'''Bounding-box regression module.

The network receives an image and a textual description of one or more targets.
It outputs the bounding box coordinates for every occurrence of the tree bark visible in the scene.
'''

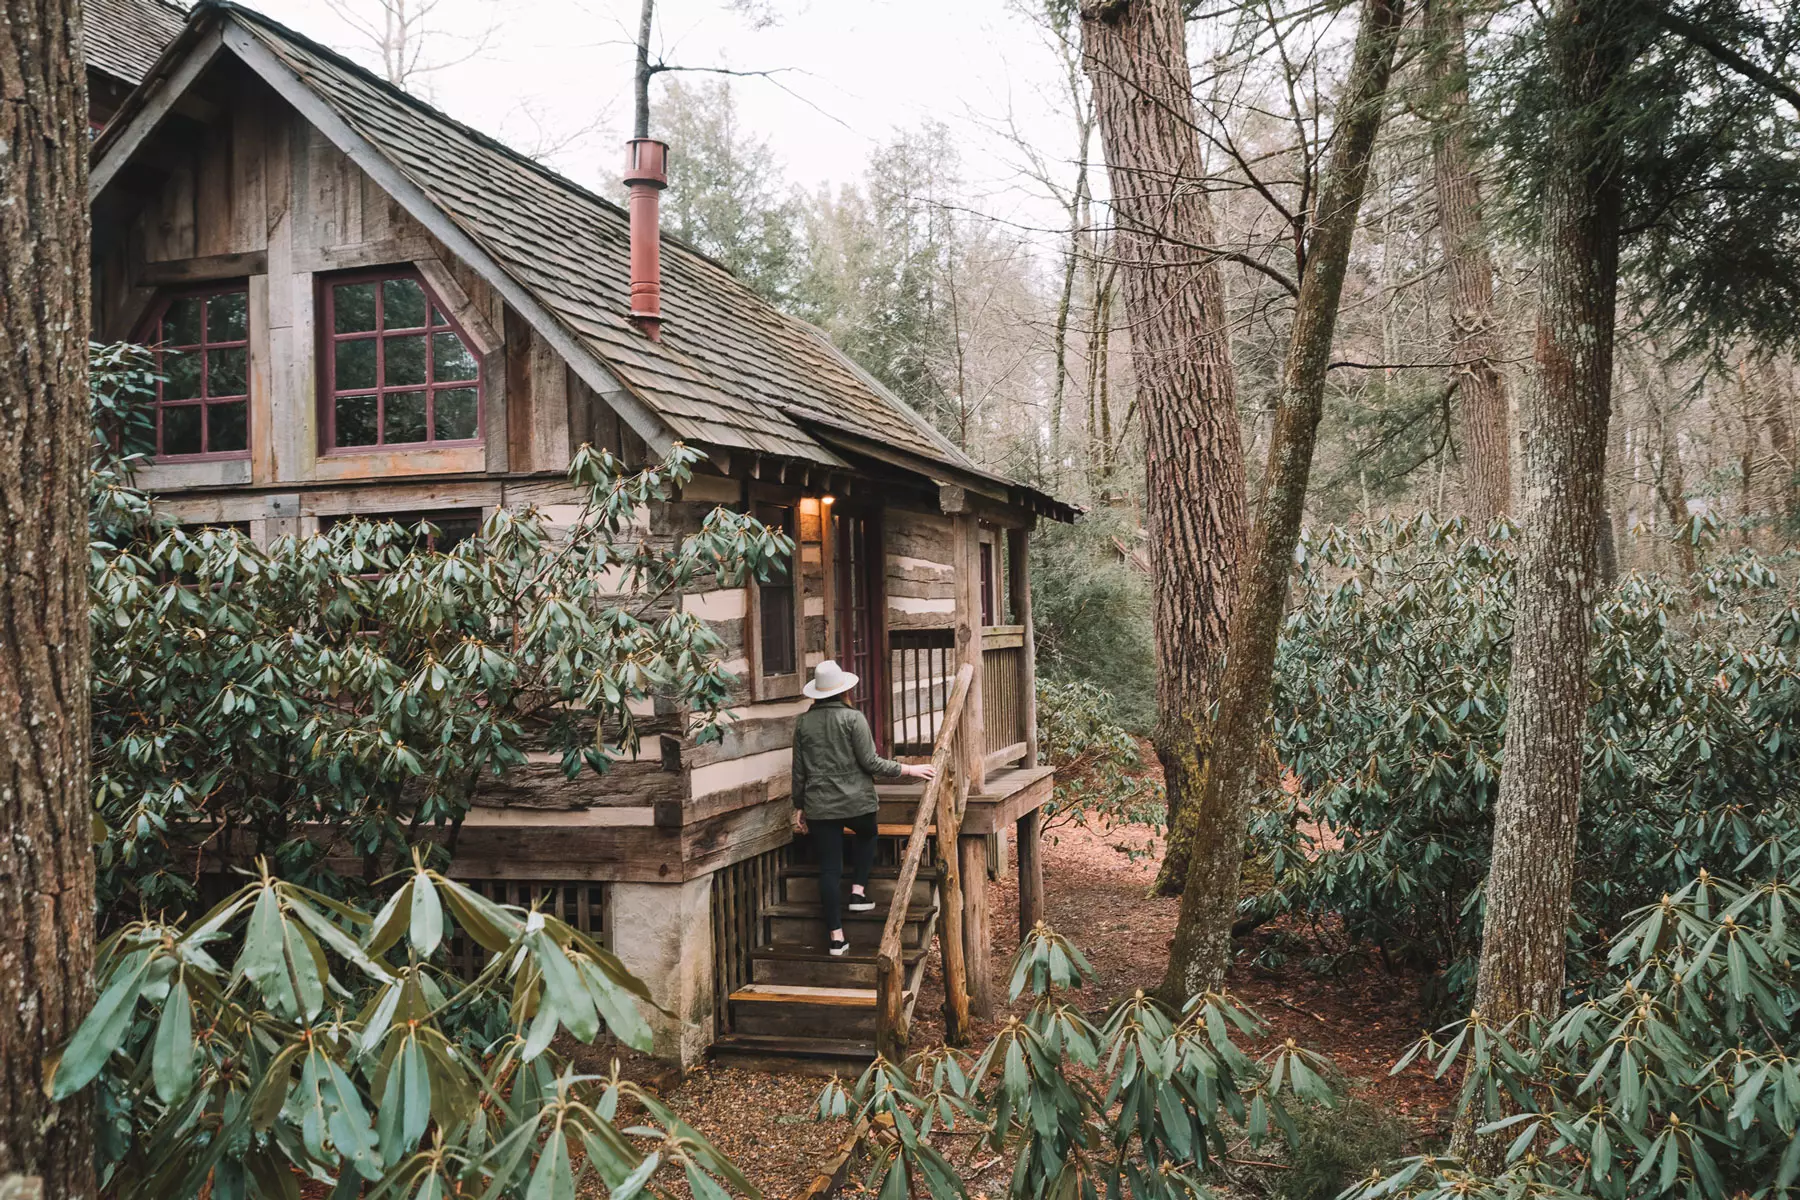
[0,0,95,1195]
[634,0,655,138]
[1079,0,1248,896]
[1454,0,1630,1161]
[1159,0,1405,1000]
[1424,0,1512,522]
[1645,373,1695,572]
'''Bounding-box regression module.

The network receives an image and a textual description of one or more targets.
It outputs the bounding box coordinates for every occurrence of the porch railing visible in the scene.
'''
[875,662,975,1060]
[890,628,957,756]
[981,625,1029,769]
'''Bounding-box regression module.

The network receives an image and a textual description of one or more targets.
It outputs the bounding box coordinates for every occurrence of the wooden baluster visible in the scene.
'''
[937,729,971,1045]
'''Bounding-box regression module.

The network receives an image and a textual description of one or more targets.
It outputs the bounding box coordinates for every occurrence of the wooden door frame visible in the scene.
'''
[833,503,890,753]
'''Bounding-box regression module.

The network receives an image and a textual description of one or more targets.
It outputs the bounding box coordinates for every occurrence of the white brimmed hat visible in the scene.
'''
[803,659,859,700]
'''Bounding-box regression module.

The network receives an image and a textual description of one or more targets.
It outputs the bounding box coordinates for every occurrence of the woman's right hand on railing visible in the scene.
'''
[791,809,809,834]
[901,763,936,781]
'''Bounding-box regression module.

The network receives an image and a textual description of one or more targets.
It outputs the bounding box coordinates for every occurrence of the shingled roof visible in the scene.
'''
[93,1,1072,519]
[85,0,187,86]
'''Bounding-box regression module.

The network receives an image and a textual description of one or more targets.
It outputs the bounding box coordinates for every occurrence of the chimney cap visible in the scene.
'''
[625,137,669,188]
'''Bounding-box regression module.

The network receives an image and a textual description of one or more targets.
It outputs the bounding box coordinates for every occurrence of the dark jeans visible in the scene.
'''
[814,810,878,934]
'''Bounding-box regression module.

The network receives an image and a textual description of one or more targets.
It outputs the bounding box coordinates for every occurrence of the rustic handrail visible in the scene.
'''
[875,662,975,1061]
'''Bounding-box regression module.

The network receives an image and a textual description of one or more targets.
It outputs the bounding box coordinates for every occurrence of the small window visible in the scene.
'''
[322,271,483,451]
[755,501,798,678]
[140,286,251,460]
[979,541,996,626]
[321,509,481,555]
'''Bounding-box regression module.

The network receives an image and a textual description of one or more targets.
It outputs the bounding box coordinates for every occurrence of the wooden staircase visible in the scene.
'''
[711,664,977,1075]
[710,854,943,1074]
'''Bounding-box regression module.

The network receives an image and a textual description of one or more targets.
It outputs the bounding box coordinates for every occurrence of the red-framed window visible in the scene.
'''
[320,269,484,451]
[138,285,251,460]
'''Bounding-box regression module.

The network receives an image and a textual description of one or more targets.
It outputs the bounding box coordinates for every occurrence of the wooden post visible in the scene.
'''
[935,748,972,1045]
[950,512,987,792]
[1008,526,1038,767]
[1017,807,1044,941]
[959,833,993,1018]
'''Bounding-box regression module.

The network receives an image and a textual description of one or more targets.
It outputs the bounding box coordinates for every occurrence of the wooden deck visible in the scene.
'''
[875,764,1054,834]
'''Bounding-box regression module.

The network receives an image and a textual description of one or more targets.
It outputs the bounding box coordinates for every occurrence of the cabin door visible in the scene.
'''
[834,509,889,752]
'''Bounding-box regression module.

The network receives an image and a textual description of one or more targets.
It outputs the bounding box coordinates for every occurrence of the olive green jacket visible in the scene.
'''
[790,698,904,820]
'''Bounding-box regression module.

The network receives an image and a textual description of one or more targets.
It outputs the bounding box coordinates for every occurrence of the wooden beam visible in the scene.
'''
[414,257,501,354]
[951,513,987,792]
[958,833,993,1019]
[133,249,267,286]
[1017,807,1044,941]
[90,27,227,201]
[983,742,1028,774]
[215,21,679,460]
[1009,528,1038,768]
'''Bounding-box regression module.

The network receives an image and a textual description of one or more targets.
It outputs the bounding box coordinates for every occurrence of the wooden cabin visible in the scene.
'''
[87,1,1072,1068]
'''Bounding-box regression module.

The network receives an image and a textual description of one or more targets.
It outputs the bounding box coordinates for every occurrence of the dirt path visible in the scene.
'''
[605,818,1456,1199]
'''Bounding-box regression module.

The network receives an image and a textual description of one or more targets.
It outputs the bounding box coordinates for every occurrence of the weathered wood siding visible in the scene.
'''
[884,508,956,630]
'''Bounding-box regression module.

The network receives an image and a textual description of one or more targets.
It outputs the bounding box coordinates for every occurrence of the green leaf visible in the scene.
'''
[51,949,153,1098]
[525,1122,575,1200]
[151,975,197,1104]
[410,872,444,957]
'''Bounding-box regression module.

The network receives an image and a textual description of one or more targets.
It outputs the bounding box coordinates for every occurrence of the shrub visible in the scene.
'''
[1349,840,1800,1200]
[1272,1098,1410,1200]
[817,926,1338,1200]
[51,858,750,1198]
[1037,678,1162,843]
[1030,512,1157,733]
[1249,514,1800,1009]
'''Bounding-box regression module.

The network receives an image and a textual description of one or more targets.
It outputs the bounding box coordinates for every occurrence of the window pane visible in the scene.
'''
[762,584,796,675]
[432,332,477,381]
[335,393,378,447]
[430,306,449,326]
[163,349,202,400]
[209,400,248,452]
[208,291,248,342]
[208,346,248,397]
[430,513,480,552]
[385,334,427,386]
[434,387,478,441]
[334,282,377,333]
[384,390,427,444]
[162,404,202,456]
[335,338,378,390]
[383,277,428,328]
[163,297,202,345]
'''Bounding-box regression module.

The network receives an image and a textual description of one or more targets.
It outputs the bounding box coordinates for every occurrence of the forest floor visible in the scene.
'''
[575,814,1459,1200]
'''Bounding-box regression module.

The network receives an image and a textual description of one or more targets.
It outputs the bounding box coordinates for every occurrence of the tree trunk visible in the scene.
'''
[1079,0,1248,896]
[633,0,655,138]
[1645,375,1695,572]
[1159,0,1405,1000]
[0,0,95,1195]
[1454,0,1629,1162]
[1424,0,1512,522]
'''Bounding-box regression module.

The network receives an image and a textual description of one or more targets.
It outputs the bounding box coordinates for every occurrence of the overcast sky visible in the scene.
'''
[247,0,1087,258]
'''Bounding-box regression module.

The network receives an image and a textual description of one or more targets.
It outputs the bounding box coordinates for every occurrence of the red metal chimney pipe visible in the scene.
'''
[623,137,669,341]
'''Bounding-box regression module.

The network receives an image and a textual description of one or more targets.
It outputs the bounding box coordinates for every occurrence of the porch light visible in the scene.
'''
[821,494,835,506]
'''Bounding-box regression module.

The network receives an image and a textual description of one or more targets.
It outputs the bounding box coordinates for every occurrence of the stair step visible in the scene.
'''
[781,869,937,907]
[764,902,936,950]
[731,983,877,1005]
[751,944,923,987]
[710,1032,878,1076]
[727,983,890,1039]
